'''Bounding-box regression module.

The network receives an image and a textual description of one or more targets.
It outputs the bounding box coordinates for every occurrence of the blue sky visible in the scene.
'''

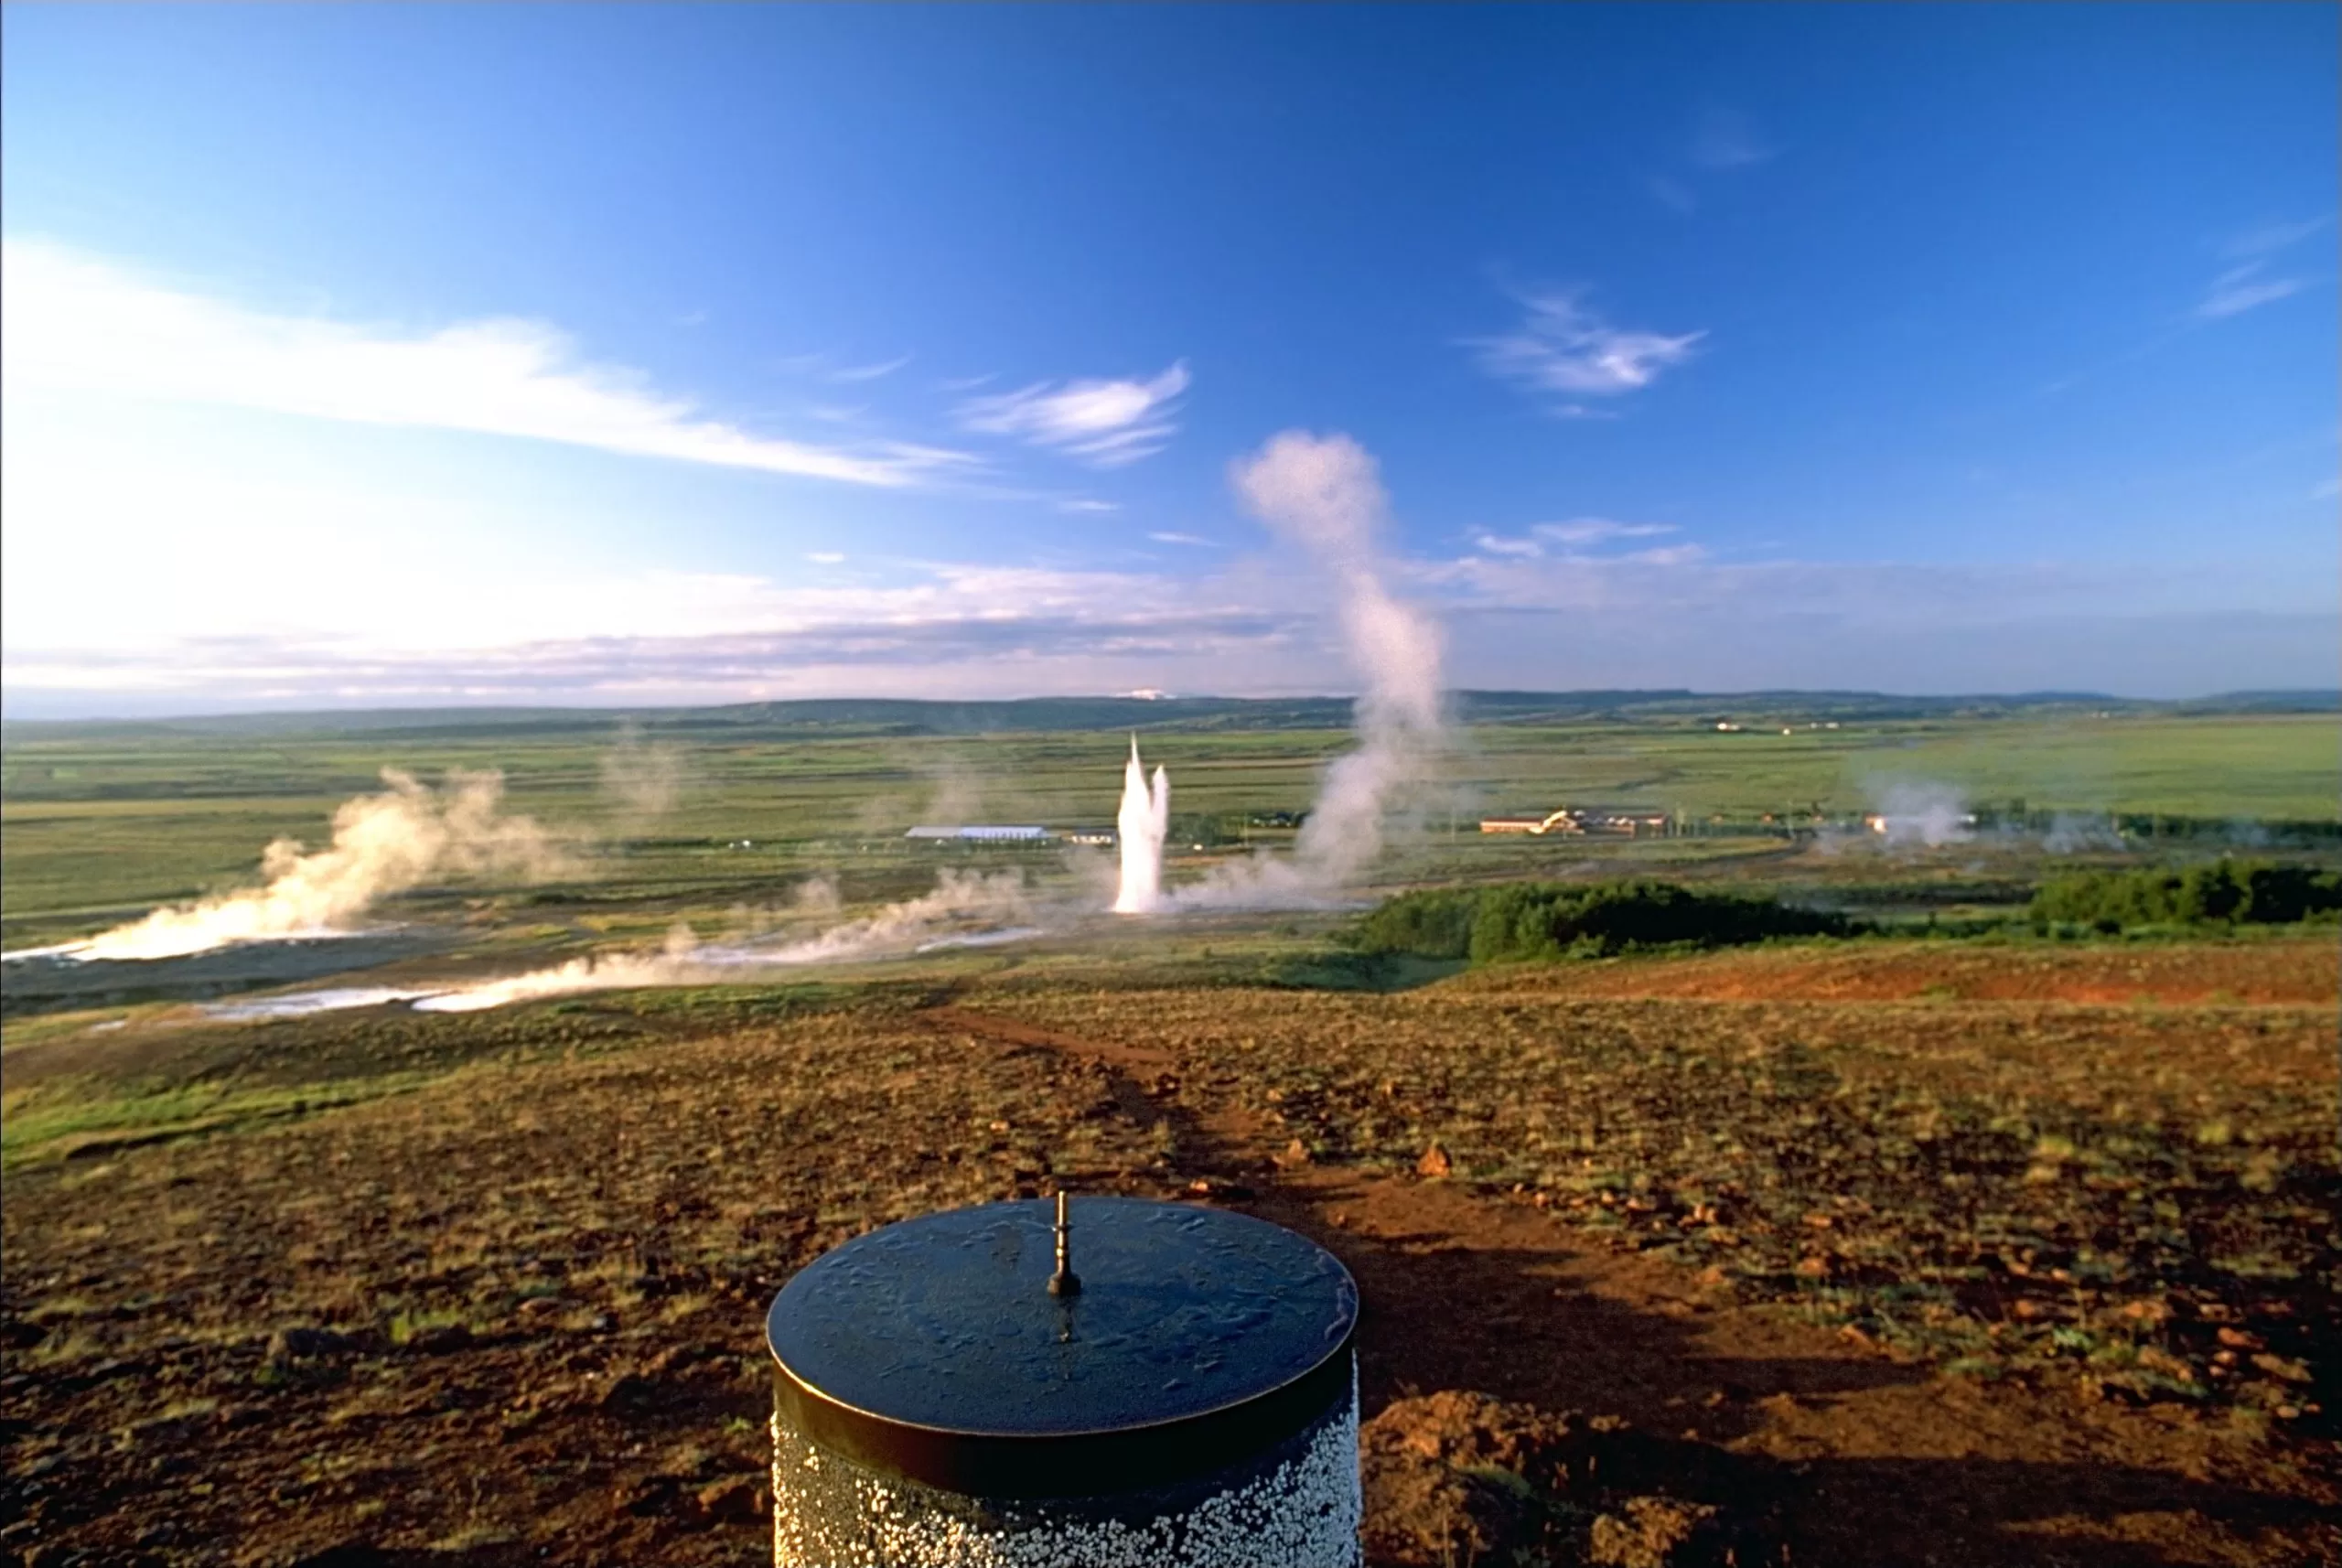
[3,3,2334,714]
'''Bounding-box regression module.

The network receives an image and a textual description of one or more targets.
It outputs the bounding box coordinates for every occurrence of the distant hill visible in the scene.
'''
[5,688,2333,744]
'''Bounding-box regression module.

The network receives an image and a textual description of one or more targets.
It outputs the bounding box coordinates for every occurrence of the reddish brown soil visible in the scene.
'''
[1451,938,2341,1006]
[931,997,2342,1567]
[5,955,2335,1566]
[0,1006,1187,1567]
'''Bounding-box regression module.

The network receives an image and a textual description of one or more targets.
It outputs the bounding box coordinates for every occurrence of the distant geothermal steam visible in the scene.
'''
[1867,782,1975,849]
[1140,430,1445,910]
[59,768,564,961]
[1240,431,1445,886]
[407,868,1032,1012]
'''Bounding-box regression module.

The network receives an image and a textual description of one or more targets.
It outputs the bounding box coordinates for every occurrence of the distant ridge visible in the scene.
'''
[5,688,2334,741]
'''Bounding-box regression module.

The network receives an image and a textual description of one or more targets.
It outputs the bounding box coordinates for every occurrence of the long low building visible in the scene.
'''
[1481,808,1673,836]
[904,825,1054,842]
[1479,810,1583,835]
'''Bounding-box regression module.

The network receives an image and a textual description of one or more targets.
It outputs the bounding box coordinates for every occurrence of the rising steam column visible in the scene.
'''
[765,1194,1362,1566]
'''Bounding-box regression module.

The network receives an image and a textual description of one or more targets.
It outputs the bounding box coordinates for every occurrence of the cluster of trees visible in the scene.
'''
[1353,879,1847,964]
[2031,862,2342,929]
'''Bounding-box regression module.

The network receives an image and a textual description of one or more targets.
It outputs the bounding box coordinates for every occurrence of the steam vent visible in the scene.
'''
[765,1195,1362,1566]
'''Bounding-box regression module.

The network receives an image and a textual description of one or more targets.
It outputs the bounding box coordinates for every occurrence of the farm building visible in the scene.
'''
[1479,810,1585,835]
[1481,808,1674,837]
[904,825,1054,843]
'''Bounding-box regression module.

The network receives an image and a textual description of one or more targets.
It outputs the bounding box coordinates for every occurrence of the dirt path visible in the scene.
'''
[924,1004,2339,1568]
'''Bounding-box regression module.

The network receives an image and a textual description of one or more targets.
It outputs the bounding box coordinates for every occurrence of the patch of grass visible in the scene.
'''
[386,1307,468,1346]
[1,1074,435,1170]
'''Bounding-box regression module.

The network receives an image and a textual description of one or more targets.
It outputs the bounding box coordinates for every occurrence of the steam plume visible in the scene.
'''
[1175,431,1444,905]
[74,769,564,961]
[600,726,685,828]
[1868,782,1975,849]
[411,869,1028,1012]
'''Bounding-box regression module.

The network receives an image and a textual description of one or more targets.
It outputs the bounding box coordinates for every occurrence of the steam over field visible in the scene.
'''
[3,698,2337,1565]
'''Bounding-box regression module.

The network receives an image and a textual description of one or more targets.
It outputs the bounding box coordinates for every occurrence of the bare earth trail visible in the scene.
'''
[923,1002,2341,1568]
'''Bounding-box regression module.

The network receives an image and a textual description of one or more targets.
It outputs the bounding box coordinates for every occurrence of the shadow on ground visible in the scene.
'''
[937,1003,2338,1568]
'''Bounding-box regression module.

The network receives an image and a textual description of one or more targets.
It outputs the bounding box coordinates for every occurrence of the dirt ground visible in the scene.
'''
[934,989,2340,1568]
[4,940,2337,1565]
[1448,938,2341,1006]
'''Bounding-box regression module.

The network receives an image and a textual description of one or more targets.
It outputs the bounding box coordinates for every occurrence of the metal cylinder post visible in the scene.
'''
[767,1196,1361,1567]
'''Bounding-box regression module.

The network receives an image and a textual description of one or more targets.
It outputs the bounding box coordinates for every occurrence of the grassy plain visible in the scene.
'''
[3,702,2337,1564]
[5,704,2335,948]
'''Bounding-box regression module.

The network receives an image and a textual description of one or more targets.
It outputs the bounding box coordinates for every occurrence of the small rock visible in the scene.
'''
[1185,1178,1253,1200]
[404,1323,473,1356]
[1360,1390,1590,1564]
[611,1475,673,1517]
[1416,1144,1453,1179]
[694,1474,767,1522]
[596,1371,658,1413]
[2251,1353,2312,1384]
[1274,1138,1313,1169]
[1588,1496,1723,1568]
[267,1326,354,1367]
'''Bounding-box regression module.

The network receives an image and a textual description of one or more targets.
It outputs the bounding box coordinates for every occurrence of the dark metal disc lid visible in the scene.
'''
[766,1197,1358,1497]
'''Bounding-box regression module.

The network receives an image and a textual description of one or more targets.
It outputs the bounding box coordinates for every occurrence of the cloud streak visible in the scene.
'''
[1471,518,1679,557]
[957,361,1189,467]
[1689,106,1778,170]
[1468,293,1704,410]
[2197,262,2311,320]
[2219,216,2332,259]
[2195,218,2326,319]
[3,240,971,489]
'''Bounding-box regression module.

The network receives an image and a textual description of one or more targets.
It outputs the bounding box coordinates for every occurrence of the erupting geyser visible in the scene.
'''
[1112,736,1170,914]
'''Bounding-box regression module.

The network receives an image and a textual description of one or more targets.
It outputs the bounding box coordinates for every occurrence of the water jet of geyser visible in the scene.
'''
[1111,736,1171,914]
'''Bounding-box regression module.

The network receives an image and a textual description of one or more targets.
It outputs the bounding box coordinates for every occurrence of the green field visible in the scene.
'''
[3,698,2335,950]
[5,695,2338,1564]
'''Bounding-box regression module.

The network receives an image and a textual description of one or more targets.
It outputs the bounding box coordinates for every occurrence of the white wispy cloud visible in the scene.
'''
[2197,262,2310,320]
[1649,176,1697,216]
[1536,518,1678,547]
[1689,106,1778,171]
[1147,531,1218,547]
[2220,216,2332,259]
[2194,218,2327,319]
[1468,294,1704,408]
[956,361,1189,467]
[1472,533,1543,558]
[1472,518,1680,558]
[830,354,913,382]
[3,240,970,489]
[1058,499,1121,515]
[807,552,846,564]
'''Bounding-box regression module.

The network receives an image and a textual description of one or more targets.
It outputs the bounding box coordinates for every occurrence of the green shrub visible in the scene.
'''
[2031,862,2342,929]
[1355,880,1846,964]
[1351,887,1481,960]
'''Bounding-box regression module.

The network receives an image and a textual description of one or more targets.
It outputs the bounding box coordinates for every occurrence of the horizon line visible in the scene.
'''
[5,685,2337,730]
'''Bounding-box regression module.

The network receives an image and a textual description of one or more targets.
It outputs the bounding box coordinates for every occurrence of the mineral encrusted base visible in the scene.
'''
[770,1367,1362,1568]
